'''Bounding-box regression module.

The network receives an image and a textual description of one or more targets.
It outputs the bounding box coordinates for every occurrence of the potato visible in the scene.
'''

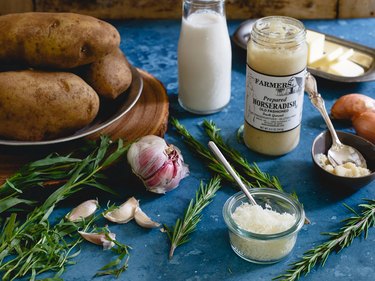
[353,111,375,144]
[0,12,120,69]
[83,48,132,99]
[331,94,375,120]
[0,70,99,141]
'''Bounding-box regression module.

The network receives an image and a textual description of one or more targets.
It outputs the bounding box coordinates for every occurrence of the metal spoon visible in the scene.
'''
[208,141,257,205]
[305,72,367,168]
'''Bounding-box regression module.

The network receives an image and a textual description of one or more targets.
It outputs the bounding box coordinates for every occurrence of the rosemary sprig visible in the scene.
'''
[172,118,289,191]
[171,118,309,223]
[165,176,221,259]
[171,118,251,186]
[274,199,375,281]
[0,136,128,280]
[202,120,283,191]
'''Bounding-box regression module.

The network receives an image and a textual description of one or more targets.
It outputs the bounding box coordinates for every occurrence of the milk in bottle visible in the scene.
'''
[178,0,231,114]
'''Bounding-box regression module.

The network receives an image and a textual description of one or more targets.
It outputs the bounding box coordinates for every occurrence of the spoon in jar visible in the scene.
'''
[305,72,367,168]
[208,141,257,205]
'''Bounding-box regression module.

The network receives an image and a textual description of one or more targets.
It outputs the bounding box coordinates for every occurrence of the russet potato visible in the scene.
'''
[0,70,99,141]
[0,12,120,69]
[82,48,133,99]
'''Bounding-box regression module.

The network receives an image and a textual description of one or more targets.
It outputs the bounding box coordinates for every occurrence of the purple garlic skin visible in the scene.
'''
[127,135,189,194]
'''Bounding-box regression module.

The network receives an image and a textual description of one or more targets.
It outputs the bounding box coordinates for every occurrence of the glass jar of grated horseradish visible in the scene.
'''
[244,16,307,155]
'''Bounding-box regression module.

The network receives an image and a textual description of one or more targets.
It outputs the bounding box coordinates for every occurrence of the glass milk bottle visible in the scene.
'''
[244,16,307,155]
[178,0,232,114]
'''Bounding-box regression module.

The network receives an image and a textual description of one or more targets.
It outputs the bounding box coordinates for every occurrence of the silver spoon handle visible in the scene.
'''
[208,141,257,206]
[305,73,342,148]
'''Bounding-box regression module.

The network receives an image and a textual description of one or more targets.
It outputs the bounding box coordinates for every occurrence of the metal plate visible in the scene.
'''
[233,19,375,83]
[0,66,143,146]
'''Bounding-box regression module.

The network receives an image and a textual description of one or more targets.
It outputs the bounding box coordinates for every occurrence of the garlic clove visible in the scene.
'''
[134,207,161,228]
[66,199,99,222]
[104,197,139,224]
[78,231,116,250]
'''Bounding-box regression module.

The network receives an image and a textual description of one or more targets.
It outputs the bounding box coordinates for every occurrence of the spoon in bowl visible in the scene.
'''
[208,141,257,205]
[305,72,367,168]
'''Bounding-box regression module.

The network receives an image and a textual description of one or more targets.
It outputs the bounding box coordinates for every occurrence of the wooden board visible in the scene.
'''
[226,0,337,20]
[0,0,33,15]
[33,0,338,19]
[0,69,169,183]
[2,0,373,19]
[338,0,375,18]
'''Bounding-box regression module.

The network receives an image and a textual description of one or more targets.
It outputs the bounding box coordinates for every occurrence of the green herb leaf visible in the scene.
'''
[166,176,221,259]
[85,182,118,196]
[202,120,283,191]
[274,199,375,281]
[170,118,247,185]
[171,118,286,191]
[94,229,131,278]
[0,137,128,280]
[0,198,36,213]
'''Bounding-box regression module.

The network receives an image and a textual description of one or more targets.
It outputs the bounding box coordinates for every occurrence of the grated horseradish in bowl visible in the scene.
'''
[222,188,305,264]
[311,130,375,189]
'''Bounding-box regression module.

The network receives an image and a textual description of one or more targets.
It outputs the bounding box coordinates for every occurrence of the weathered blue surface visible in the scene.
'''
[10,18,375,281]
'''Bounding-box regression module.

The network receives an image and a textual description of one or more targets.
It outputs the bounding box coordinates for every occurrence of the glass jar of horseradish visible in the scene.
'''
[244,16,307,155]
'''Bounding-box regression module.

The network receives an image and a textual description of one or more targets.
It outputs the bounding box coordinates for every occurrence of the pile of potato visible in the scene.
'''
[0,12,132,141]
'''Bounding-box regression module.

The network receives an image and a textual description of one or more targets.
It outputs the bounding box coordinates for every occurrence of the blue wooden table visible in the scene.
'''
[11,18,375,281]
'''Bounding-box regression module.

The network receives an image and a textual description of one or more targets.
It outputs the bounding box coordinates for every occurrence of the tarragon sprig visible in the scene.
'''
[0,155,81,214]
[165,176,221,259]
[0,137,126,214]
[0,136,129,280]
[0,213,97,281]
[274,199,375,281]
[94,227,131,278]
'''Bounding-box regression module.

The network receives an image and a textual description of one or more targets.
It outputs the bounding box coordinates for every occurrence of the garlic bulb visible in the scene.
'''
[66,199,99,222]
[127,135,189,194]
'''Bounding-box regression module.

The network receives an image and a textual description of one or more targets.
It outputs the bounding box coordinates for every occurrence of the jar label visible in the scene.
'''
[245,66,306,133]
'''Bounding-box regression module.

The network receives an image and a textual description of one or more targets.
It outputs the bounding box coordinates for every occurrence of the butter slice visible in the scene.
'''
[350,52,372,69]
[310,47,344,70]
[306,30,325,64]
[338,48,354,61]
[328,60,365,77]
